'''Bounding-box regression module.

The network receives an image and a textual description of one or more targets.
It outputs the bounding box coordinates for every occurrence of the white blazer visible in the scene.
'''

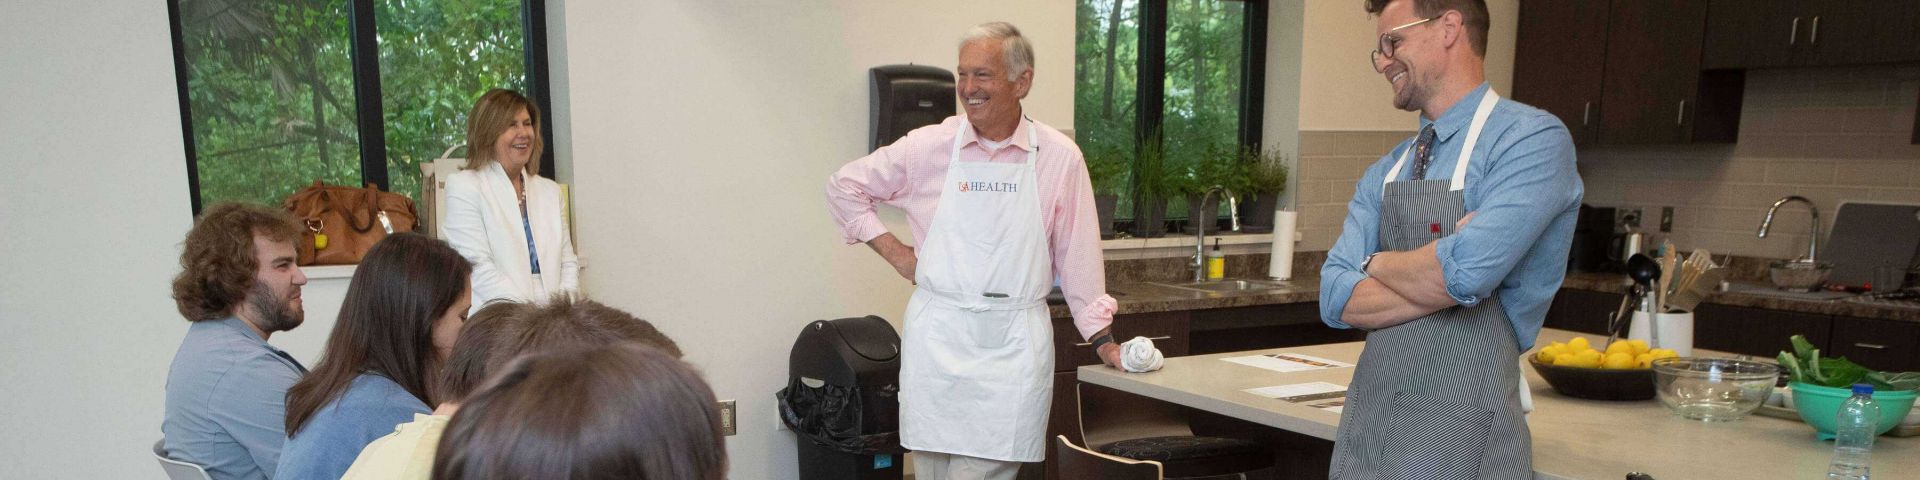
[442,161,580,313]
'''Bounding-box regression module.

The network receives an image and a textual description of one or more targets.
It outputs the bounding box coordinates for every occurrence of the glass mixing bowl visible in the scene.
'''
[1652,357,1780,422]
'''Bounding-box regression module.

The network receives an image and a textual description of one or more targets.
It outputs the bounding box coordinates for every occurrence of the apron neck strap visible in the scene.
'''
[1382,90,1501,191]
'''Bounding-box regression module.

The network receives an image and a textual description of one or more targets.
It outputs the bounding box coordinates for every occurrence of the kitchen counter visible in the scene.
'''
[1562,272,1920,322]
[1079,328,1920,480]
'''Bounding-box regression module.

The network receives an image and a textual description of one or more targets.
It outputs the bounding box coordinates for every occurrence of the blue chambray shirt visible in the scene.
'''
[164,316,308,480]
[1319,83,1583,351]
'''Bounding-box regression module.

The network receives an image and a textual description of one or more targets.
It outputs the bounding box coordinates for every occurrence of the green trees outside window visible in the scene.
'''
[1075,0,1267,237]
[172,0,545,212]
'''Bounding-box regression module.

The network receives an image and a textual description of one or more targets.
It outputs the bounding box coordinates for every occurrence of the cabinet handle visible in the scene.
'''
[1855,342,1887,350]
[1809,16,1820,44]
[1676,100,1687,126]
[1582,101,1592,126]
[1073,335,1172,347]
[1789,17,1800,45]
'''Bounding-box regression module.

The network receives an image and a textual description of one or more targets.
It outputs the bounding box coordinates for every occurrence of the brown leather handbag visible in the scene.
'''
[282,181,420,265]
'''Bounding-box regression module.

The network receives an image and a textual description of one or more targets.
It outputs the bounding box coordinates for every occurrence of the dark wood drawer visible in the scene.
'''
[1693,304,1831,358]
[1829,316,1920,372]
[1052,310,1190,372]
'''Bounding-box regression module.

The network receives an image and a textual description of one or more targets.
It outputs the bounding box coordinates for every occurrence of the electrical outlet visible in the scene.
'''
[1660,207,1674,233]
[1616,207,1643,232]
[718,400,736,436]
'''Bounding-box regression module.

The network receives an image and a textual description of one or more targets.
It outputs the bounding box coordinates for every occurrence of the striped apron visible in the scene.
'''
[1329,92,1531,479]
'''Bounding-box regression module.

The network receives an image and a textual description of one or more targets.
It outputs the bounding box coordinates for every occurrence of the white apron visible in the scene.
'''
[898,119,1054,463]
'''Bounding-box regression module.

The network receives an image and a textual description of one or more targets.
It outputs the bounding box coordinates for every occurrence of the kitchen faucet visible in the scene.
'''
[1757,195,1821,263]
[1192,185,1241,282]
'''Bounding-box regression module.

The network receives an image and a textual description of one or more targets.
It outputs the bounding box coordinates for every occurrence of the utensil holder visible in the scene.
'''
[1628,311,1693,356]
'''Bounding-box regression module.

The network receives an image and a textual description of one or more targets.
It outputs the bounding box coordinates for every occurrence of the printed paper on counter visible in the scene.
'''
[1243,381,1349,404]
[1221,353,1355,373]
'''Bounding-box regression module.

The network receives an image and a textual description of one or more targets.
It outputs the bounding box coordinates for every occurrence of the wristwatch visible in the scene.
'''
[1361,252,1382,273]
[1090,333,1115,350]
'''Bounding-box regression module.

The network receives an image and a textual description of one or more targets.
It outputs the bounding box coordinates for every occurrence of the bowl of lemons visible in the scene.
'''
[1529,337,1678,401]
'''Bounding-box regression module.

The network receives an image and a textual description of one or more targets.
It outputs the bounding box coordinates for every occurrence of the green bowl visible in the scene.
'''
[1788,382,1917,439]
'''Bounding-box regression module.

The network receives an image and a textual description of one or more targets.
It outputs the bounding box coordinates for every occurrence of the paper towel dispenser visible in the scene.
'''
[869,65,954,151]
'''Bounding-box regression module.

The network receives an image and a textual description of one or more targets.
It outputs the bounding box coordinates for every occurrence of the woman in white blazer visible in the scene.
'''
[442,89,579,313]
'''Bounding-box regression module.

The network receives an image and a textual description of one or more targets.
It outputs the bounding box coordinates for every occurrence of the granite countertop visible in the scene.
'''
[1562,271,1920,322]
[1046,276,1322,318]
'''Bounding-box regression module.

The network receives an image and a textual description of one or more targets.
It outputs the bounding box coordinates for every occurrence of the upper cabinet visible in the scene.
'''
[1515,0,1918,146]
[1514,0,1736,145]
[1706,0,1920,69]
[1511,0,1611,147]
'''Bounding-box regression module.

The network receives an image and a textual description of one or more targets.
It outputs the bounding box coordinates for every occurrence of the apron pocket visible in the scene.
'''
[1389,222,1445,248]
[966,312,1016,349]
[1382,391,1493,480]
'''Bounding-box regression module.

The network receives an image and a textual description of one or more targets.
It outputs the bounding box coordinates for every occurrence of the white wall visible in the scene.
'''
[548,1,1071,478]
[1297,0,1516,131]
[1,1,195,477]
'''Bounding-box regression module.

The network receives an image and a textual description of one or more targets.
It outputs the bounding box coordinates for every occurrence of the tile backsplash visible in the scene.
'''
[1292,64,1920,261]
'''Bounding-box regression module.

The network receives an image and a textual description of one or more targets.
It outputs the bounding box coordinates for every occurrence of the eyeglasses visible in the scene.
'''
[1370,15,1440,72]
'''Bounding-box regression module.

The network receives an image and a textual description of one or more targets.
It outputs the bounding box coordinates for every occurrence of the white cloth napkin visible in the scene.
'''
[1121,336,1165,373]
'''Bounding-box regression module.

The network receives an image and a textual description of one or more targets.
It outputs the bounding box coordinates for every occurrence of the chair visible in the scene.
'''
[1056,435,1163,480]
[152,439,214,480]
[1076,383,1275,479]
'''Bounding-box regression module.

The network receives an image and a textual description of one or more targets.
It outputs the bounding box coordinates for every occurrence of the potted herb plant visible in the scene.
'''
[1237,147,1289,233]
[1178,144,1241,234]
[1131,138,1176,238]
[1085,145,1128,239]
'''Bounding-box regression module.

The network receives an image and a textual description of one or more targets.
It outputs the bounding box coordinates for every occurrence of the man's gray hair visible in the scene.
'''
[961,22,1034,81]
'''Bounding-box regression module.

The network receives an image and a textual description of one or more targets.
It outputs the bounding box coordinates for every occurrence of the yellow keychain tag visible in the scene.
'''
[314,233,329,250]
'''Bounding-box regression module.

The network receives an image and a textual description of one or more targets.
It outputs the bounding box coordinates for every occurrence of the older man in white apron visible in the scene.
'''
[1319,1,1582,478]
[826,22,1123,479]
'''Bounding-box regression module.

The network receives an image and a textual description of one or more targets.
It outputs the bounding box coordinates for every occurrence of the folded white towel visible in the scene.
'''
[1121,336,1165,373]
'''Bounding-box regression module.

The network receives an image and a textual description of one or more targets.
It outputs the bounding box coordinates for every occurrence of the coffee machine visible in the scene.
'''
[1568,204,1617,273]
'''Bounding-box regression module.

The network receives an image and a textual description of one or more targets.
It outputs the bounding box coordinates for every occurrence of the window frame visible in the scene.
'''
[1120,0,1269,232]
[167,0,557,215]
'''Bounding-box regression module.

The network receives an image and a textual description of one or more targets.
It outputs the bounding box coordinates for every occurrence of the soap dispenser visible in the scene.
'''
[1206,239,1226,280]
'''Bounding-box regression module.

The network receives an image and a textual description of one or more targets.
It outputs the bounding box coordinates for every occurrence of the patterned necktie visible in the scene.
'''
[1409,124,1437,181]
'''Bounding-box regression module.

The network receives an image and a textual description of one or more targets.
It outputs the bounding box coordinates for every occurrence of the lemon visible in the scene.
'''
[1604,341,1635,356]
[1602,352,1636,369]
[1634,353,1653,368]
[1553,354,1581,366]
[1627,339,1650,356]
[1567,337,1590,351]
[1536,350,1557,363]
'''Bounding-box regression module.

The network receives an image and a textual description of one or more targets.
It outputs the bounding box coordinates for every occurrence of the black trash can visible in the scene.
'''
[776,315,905,480]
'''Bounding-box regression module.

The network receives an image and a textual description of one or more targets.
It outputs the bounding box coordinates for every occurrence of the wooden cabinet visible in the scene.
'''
[1705,0,1920,69]
[1691,303,1832,358]
[1543,288,1622,336]
[1512,0,1611,146]
[1598,0,1713,144]
[1828,316,1920,372]
[1513,0,1738,145]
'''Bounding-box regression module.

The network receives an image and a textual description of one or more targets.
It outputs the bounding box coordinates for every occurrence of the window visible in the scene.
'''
[1076,0,1266,236]
[168,0,554,214]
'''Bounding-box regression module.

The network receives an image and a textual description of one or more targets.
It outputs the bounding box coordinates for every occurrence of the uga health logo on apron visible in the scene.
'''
[897,118,1056,462]
[1329,92,1533,479]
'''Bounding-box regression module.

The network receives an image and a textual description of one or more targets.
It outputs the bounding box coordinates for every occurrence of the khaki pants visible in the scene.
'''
[914,452,1020,480]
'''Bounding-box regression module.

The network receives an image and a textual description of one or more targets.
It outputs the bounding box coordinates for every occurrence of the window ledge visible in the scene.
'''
[1101,232,1274,251]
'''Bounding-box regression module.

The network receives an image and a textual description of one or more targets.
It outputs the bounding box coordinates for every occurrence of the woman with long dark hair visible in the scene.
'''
[431,344,728,480]
[276,233,473,479]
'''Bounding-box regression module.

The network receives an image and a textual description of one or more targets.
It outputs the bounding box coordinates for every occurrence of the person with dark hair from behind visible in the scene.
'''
[341,295,682,479]
[276,233,474,479]
[432,344,727,480]
[164,202,309,480]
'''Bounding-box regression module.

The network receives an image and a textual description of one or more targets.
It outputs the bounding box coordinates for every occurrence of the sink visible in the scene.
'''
[1152,279,1289,293]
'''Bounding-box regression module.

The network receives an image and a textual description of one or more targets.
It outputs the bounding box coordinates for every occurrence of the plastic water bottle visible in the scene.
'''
[1827,383,1879,480]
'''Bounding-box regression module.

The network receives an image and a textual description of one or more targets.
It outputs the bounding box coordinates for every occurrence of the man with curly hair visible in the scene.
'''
[162,202,310,480]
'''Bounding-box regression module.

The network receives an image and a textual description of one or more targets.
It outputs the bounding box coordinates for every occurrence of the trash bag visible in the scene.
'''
[777,378,905,455]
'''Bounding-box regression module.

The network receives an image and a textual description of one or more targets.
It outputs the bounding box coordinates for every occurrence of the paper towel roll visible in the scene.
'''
[1270,210,1297,280]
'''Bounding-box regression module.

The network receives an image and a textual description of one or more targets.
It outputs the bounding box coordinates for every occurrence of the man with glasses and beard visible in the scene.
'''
[1318,0,1581,477]
[162,202,311,480]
